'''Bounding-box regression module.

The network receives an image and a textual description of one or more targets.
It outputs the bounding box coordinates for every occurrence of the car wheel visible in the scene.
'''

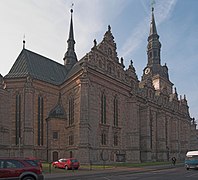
[53,164,57,168]
[65,165,69,170]
[22,176,35,180]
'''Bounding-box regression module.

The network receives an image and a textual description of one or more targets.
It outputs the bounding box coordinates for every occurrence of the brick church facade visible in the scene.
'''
[0,8,197,163]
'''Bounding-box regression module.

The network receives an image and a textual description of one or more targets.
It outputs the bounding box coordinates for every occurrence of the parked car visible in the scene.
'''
[52,158,80,170]
[0,157,44,180]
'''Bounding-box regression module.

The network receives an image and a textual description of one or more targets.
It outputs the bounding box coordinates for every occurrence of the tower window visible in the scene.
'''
[154,51,157,57]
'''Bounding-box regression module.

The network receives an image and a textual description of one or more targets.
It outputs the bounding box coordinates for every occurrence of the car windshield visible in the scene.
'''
[71,159,78,163]
[25,160,39,167]
[186,155,198,160]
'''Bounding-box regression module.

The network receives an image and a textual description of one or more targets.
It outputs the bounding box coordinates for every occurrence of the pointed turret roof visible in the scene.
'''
[48,93,67,119]
[63,8,78,70]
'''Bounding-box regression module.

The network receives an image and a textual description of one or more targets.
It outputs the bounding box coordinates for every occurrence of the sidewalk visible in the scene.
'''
[44,163,184,179]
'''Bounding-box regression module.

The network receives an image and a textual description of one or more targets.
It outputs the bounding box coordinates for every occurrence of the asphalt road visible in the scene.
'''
[82,167,198,180]
[45,167,198,180]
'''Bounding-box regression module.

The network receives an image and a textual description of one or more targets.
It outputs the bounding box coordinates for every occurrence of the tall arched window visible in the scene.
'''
[114,96,118,127]
[101,132,107,145]
[101,92,106,124]
[69,133,74,145]
[114,133,118,146]
[69,97,74,125]
[15,93,21,145]
[38,96,44,146]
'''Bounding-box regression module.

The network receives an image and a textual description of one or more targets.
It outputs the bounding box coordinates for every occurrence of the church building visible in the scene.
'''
[0,7,197,164]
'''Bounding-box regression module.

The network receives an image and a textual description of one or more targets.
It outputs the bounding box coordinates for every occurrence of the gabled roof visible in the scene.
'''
[48,93,67,119]
[4,49,70,85]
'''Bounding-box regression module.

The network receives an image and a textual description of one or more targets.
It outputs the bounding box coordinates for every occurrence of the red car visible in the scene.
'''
[52,158,80,170]
[26,157,43,169]
[0,157,44,180]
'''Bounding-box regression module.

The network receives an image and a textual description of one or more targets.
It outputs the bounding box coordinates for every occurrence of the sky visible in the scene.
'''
[0,0,197,122]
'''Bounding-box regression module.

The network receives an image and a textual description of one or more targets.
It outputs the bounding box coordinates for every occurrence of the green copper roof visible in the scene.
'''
[5,49,70,85]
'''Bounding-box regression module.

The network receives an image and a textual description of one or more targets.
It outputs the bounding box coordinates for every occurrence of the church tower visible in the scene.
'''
[63,8,78,70]
[141,7,173,94]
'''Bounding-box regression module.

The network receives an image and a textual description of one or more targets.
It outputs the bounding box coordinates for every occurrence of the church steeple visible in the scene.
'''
[147,7,161,66]
[63,8,77,70]
[141,7,173,94]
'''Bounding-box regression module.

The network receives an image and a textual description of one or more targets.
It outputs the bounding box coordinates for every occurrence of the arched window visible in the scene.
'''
[114,96,118,127]
[38,96,44,146]
[114,134,118,146]
[69,133,74,145]
[101,92,106,124]
[101,132,107,145]
[69,97,74,125]
[15,93,21,145]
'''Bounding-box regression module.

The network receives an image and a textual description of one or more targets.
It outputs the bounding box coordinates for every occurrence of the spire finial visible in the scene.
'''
[108,25,111,32]
[151,0,155,12]
[23,34,26,49]
[70,3,74,13]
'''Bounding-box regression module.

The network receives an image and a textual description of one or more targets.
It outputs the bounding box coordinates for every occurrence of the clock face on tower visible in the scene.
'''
[144,67,150,74]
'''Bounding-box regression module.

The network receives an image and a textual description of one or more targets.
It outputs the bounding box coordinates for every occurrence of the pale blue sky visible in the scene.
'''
[0,0,197,122]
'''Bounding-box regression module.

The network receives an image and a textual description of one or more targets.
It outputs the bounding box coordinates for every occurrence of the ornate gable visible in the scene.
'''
[93,25,119,63]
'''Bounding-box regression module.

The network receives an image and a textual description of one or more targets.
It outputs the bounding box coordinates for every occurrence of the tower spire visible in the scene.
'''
[63,5,77,70]
[147,7,161,66]
[149,7,157,36]
[141,4,173,94]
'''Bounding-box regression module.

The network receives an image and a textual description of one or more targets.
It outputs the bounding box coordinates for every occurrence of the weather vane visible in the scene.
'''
[23,34,26,49]
[151,0,156,11]
[70,2,74,13]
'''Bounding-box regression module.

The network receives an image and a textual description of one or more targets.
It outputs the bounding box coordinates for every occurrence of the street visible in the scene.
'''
[44,166,198,180]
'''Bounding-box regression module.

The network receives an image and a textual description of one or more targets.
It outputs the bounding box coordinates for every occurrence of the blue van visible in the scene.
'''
[185,151,198,170]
